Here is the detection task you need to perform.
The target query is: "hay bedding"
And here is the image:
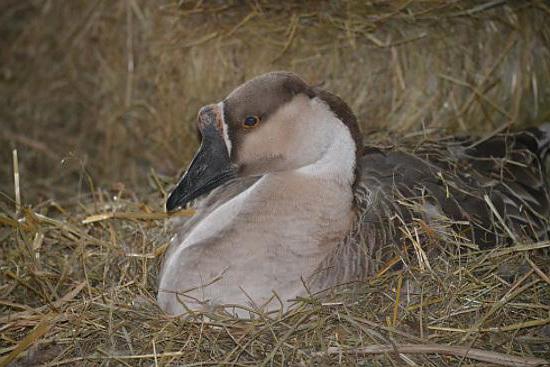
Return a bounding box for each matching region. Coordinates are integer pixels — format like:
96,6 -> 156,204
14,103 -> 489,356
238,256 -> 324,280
1,171 -> 549,366
1,1 -> 550,366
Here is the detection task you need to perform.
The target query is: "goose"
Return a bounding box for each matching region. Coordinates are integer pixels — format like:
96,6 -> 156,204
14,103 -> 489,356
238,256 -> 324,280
157,71 -> 550,317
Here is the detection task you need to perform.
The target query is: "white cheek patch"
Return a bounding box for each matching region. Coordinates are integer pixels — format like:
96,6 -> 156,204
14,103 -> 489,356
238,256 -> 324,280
218,101 -> 232,157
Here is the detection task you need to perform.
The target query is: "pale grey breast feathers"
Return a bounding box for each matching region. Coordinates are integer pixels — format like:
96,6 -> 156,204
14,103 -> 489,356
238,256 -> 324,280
161,176 -> 261,278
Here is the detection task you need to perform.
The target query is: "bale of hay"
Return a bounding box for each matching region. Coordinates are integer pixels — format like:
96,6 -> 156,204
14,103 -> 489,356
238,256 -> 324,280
1,1 -> 550,366
2,1 -> 550,199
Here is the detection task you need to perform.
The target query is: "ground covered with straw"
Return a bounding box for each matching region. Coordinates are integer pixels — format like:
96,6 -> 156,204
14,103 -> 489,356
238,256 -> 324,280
1,1 -> 550,366
1,183 -> 549,366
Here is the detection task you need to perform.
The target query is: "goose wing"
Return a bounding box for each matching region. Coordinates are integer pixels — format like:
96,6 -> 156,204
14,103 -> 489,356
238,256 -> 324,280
356,126 -> 550,254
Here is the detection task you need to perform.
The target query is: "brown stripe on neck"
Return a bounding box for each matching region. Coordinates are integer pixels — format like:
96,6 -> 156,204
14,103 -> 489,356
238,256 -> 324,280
312,87 -> 363,157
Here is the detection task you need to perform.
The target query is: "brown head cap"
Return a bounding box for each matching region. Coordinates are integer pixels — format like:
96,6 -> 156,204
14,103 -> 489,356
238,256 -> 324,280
222,71 -> 363,158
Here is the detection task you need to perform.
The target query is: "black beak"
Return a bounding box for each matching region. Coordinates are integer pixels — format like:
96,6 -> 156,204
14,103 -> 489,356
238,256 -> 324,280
166,104 -> 236,212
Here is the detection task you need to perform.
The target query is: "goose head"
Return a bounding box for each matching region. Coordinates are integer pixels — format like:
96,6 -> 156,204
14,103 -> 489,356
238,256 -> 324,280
166,71 -> 363,212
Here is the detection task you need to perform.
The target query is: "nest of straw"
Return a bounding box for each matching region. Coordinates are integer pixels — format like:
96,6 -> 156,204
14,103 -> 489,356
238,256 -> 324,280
1,183 -> 549,366
1,1 -> 550,366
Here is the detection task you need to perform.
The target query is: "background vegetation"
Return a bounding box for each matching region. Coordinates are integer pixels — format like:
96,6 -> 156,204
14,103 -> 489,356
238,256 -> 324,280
2,0 -> 550,203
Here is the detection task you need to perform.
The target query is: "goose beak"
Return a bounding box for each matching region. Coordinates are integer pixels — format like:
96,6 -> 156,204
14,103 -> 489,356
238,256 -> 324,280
166,104 -> 236,212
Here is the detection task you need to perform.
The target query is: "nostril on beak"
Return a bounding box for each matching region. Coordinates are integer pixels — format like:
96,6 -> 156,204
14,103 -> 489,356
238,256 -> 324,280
197,105 -> 213,118
197,104 -> 219,131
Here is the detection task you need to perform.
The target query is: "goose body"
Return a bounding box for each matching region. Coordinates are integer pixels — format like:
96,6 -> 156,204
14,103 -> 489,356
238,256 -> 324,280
157,72 -> 550,316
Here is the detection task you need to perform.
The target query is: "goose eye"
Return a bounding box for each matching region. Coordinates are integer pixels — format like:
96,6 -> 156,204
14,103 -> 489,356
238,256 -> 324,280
243,115 -> 260,128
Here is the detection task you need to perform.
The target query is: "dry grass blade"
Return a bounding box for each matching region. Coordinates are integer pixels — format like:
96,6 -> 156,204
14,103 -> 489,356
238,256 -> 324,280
429,318 -> 550,333
0,281 -> 86,324
11,149 -> 20,217
526,257 -> 550,286
0,314 -> 54,367
315,343 -> 549,367
82,209 -> 195,224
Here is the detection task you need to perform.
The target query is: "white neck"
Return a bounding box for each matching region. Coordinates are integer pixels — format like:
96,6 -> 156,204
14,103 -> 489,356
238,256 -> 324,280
295,98 -> 357,185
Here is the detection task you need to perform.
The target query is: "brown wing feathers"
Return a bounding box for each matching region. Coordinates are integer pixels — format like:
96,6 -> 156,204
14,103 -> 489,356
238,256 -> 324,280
357,125 -> 550,251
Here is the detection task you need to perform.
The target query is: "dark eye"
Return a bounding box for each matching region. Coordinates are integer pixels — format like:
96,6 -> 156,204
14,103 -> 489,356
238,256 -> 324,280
243,115 -> 260,128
